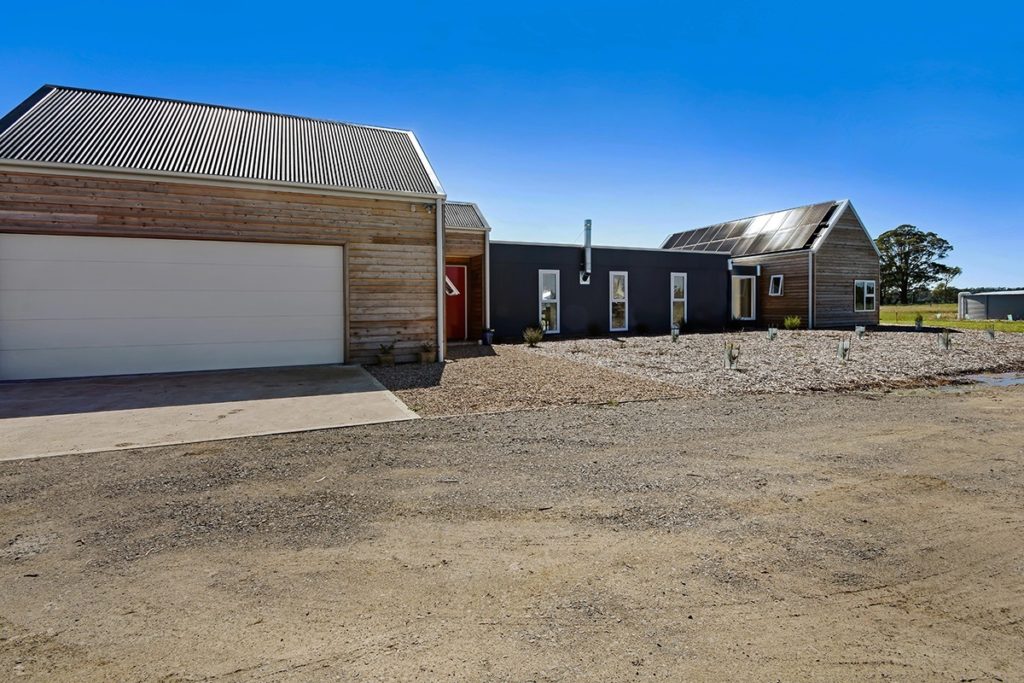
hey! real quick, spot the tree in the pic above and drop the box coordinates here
[875,225,961,304]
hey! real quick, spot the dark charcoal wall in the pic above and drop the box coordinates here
[490,242,730,339]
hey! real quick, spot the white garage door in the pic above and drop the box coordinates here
[0,234,344,380]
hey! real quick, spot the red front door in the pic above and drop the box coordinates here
[445,265,467,340]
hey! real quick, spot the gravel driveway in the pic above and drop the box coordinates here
[1,386,1022,681]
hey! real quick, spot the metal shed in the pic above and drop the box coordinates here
[958,291,1024,320]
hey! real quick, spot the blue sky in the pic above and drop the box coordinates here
[3,2,1021,286]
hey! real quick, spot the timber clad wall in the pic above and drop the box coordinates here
[0,170,438,364]
[731,251,809,327]
[445,229,487,340]
[813,206,880,327]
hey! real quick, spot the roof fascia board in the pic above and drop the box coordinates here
[0,159,445,202]
[405,131,445,195]
[444,225,490,233]
[731,248,811,262]
[0,86,56,134]
[491,239,730,255]
[468,201,491,230]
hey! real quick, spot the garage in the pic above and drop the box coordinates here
[0,234,344,380]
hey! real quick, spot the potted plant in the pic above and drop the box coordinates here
[419,342,436,364]
[914,313,924,331]
[377,341,396,367]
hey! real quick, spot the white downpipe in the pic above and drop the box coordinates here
[435,198,445,362]
[484,228,491,329]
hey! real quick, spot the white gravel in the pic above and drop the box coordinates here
[534,329,1024,394]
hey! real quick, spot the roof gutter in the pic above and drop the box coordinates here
[0,159,446,203]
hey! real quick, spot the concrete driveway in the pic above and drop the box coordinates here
[0,365,418,461]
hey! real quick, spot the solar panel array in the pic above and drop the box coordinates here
[664,201,839,256]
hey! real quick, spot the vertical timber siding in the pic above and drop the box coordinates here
[0,171,438,364]
[731,251,810,327]
[445,228,487,340]
[813,206,881,327]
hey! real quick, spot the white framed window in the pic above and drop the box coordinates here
[539,269,560,333]
[670,272,687,327]
[609,271,628,332]
[731,275,756,321]
[768,274,784,297]
[854,279,876,312]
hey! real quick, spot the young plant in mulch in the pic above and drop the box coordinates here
[784,316,802,331]
[937,328,953,351]
[986,324,997,339]
[855,325,866,339]
[378,341,396,366]
[723,342,741,370]
[837,335,853,361]
[522,326,544,347]
[418,342,436,364]
[766,327,779,341]
[914,313,924,331]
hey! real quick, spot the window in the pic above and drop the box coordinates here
[854,279,876,312]
[670,272,687,327]
[609,271,628,331]
[768,274,784,297]
[539,270,560,333]
[731,275,756,320]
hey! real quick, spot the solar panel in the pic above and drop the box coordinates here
[663,201,840,257]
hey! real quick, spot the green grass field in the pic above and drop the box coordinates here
[881,303,1024,332]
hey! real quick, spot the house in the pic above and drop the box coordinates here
[442,202,490,343]
[661,200,880,328]
[488,238,730,340]
[0,85,448,380]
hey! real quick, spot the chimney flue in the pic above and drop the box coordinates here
[580,219,593,285]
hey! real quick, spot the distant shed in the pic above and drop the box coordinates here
[958,291,1024,321]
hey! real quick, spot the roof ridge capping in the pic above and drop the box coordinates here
[0,84,444,197]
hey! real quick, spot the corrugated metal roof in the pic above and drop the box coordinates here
[444,201,488,230]
[663,201,840,256]
[0,85,444,196]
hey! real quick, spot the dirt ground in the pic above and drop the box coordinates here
[1,385,1023,681]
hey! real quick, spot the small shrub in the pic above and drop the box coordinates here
[522,326,544,347]
[783,316,802,330]
[914,313,924,330]
[379,341,395,354]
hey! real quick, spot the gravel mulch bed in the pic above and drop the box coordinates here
[534,329,1024,394]
[368,344,685,416]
